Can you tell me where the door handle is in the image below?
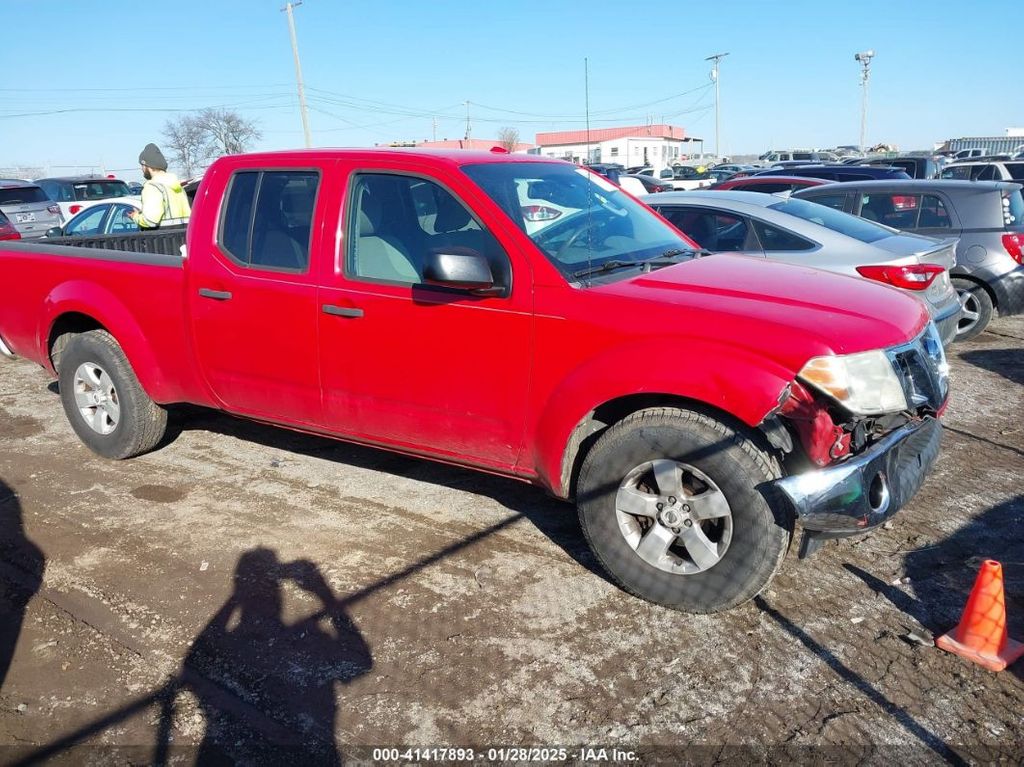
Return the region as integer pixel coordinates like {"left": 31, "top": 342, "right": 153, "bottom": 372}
{"left": 198, "top": 288, "right": 233, "bottom": 301}
{"left": 322, "top": 304, "right": 364, "bottom": 318}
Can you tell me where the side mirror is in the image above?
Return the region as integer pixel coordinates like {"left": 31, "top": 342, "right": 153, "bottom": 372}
{"left": 423, "top": 250, "right": 503, "bottom": 296}
{"left": 44, "top": 226, "right": 62, "bottom": 238}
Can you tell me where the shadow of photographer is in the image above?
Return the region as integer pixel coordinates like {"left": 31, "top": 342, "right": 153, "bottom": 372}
{"left": 154, "top": 547, "right": 372, "bottom": 765}
{"left": 0, "top": 478, "right": 45, "bottom": 692}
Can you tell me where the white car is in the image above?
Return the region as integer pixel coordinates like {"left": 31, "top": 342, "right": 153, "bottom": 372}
{"left": 44, "top": 200, "right": 141, "bottom": 238}
{"left": 34, "top": 176, "right": 140, "bottom": 222}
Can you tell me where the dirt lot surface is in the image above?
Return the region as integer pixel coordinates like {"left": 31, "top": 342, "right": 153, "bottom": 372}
{"left": 1, "top": 317, "right": 1022, "bottom": 765}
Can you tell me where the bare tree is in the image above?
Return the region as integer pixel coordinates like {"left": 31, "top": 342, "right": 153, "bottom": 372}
{"left": 196, "top": 108, "right": 262, "bottom": 158}
{"left": 161, "top": 115, "right": 210, "bottom": 179}
{"left": 497, "top": 127, "right": 520, "bottom": 153}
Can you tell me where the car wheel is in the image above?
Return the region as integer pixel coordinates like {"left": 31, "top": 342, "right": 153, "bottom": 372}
{"left": 952, "top": 277, "right": 994, "bottom": 341}
{"left": 58, "top": 330, "right": 167, "bottom": 459}
{"left": 576, "top": 407, "right": 791, "bottom": 613}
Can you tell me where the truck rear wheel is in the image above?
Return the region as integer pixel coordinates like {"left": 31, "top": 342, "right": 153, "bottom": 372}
{"left": 57, "top": 330, "right": 167, "bottom": 459}
{"left": 576, "top": 407, "right": 790, "bottom": 613}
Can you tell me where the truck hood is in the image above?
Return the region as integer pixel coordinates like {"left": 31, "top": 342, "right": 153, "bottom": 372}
{"left": 596, "top": 254, "right": 930, "bottom": 363}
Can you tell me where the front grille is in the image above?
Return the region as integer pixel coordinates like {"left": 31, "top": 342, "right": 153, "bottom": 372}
{"left": 888, "top": 322, "right": 949, "bottom": 412}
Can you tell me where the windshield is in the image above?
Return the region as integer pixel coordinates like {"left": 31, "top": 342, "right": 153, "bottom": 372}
{"left": 462, "top": 162, "right": 697, "bottom": 281}
{"left": 72, "top": 180, "right": 131, "bottom": 200}
{"left": 768, "top": 197, "right": 893, "bottom": 243}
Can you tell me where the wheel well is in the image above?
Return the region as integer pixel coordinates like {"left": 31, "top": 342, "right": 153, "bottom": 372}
{"left": 561, "top": 393, "right": 765, "bottom": 500}
{"left": 48, "top": 313, "right": 106, "bottom": 372}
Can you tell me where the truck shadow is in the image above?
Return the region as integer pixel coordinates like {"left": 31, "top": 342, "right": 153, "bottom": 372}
{"left": 844, "top": 494, "right": 1024, "bottom": 682}
{"left": 959, "top": 348, "right": 1024, "bottom": 387}
{"left": 0, "top": 478, "right": 45, "bottom": 692}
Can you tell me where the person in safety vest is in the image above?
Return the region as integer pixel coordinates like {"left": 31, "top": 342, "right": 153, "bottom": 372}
{"left": 127, "top": 143, "right": 191, "bottom": 229}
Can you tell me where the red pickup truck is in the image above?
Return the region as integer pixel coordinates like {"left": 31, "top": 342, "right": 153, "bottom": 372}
{"left": 0, "top": 149, "right": 948, "bottom": 613}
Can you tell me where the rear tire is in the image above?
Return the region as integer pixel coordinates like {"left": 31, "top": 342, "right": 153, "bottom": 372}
{"left": 576, "top": 407, "right": 790, "bottom": 613}
{"left": 58, "top": 330, "right": 167, "bottom": 459}
{"left": 952, "top": 277, "right": 993, "bottom": 341}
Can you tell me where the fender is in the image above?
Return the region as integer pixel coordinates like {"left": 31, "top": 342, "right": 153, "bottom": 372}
{"left": 530, "top": 334, "right": 797, "bottom": 497}
{"left": 39, "top": 280, "right": 178, "bottom": 402}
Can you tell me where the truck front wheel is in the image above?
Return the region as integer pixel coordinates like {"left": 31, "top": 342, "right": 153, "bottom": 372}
{"left": 57, "top": 330, "right": 167, "bottom": 459}
{"left": 576, "top": 407, "right": 791, "bottom": 613}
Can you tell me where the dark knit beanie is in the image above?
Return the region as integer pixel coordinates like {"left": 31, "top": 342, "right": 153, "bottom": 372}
{"left": 139, "top": 143, "right": 168, "bottom": 171}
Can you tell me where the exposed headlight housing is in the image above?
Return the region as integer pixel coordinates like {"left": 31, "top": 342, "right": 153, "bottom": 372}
{"left": 799, "top": 350, "right": 909, "bottom": 415}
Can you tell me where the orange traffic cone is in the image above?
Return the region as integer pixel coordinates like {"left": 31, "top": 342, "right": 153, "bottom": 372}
{"left": 936, "top": 560, "right": 1024, "bottom": 672}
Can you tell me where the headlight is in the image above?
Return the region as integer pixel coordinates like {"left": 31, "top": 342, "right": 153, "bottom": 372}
{"left": 799, "top": 350, "right": 909, "bottom": 415}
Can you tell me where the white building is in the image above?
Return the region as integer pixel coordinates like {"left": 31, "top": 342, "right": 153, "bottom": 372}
{"left": 533, "top": 124, "right": 702, "bottom": 168}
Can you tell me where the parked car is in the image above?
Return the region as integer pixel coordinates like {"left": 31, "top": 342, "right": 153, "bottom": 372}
{"left": 621, "top": 173, "right": 674, "bottom": 194}
{"left": 759, "top": 150, "right": 836, "bottom": 163}
{"left": 707, "top": 175, "right": 833, "bottom": 193}
{"left": 939, "top": 160, "right": 1024, "bottom": 183}
{"left": 712, "top": 164, "right": 759, "bottom": 175}
{"left": 856, "top": 156, "right": 941, "bottom": 179}
{"left": 645, "top": 191, "right": 961, "bottom": 346}
{"left": 659, "top": 165, "right": 715, "bottom": 190}
{"left": 43, "top": 201, "right": 141, "bottom": 239}
{"left": 0, "top": 149, "right": 948, "bottom": 613}
{"left": 0, "top": 210, "right": 21, "bottom": 241}
{"left": 0, "top": 182, "right": 63, "bottom": 239}
{"left": 34, "top": 176, "right": 136, "bottom": 222}
{"left": 755, "top": 164, "right": 912, "bottom": 182}
{"left": 793, "top": 180, "right": 1024, "bottom": 340}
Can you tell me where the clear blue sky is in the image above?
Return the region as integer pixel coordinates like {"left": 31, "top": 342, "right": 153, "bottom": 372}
{"left": 1, "top": 0, "right": 1018, "bottom": 179}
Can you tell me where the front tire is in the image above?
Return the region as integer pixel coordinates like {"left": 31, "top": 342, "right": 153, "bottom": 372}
{"left": 58, "top": 330, "right": 167, "bottom": 459}
{"left": 576, "top": 407, "right": 790, "bottom": 613}
{"left": 952, "top": 277, "right": 994, "bottom": 341}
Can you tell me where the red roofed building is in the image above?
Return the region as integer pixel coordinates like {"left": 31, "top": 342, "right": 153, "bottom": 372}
{"left": 534, "top": 123, "right": 702, "bottom": 169}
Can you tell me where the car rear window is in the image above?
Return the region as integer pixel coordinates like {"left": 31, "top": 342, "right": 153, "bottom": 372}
{"left": 768, "top": 197, "right": 892, "bottom": 243}
{"left": 71, "top": 180, "right": 131, "bottom": 200}
{"left": 0, "top": 186, "right": 50, "bottom": 205}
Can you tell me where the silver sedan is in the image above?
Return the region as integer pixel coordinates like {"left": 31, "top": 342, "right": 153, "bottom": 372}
{"left": 644, "top": 191, "right": 962, "bottom": 346}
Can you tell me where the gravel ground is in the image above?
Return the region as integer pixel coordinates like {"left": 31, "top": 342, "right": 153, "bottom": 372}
{"left": 0, "top": 316, "right": 1022, "bottom": 765}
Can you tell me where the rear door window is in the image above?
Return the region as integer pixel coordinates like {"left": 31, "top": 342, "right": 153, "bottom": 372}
{"left": 752, "top": 220, "right": 816, "bottom": 251}
{"left": 917, "top": 195, "right": 952, "bottom": 229}
{"left": 218, "top": 170, "right": 319, "bottom": 272}
{"left": 1006, "top": 163, "right": 1024, "bottom": 181}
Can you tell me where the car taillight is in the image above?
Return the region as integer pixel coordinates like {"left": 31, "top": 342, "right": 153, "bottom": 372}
{"left": 1002, "top": 233, "right": 1024, "bottom": 264}
{"left": 856, "top": 264, "right": 945, "bottom": 291}
{"left": 47, "top": 204, "right": 60, "bottom": 216}
{"left": 0, "top": 222, "right": 20, "bottom": 240}
{"left": 69, "top": 204, "right": 83, "bottom": 215}
{"left": 522, "top": 205, "right": 562, "bottom": 222}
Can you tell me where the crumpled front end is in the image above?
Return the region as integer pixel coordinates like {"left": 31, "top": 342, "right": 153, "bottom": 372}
{"left": 768, "top": 322, "right": 949, "bottom": 556}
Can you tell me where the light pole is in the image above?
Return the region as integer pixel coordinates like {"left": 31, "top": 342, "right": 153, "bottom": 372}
{"left": 705, "top": 52, "right": 729, "bottom": 160}
{"left": 282, "top": 1, "right": 312, "bottom": 148}
{"left": 854, "top": 49, "right": 874, "bottom": 152}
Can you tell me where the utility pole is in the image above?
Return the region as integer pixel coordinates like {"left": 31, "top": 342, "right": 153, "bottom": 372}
{"left": 705, "top": 52, "right": 729, "bottom": 159}
{"left": 432, "top": 116, "right": 438, "bottom": 142}
{"left": 282, "top": 1, "right": 312, "bottom": 148}
{"left": 854, "top": 50, "right": 875, "bottom": 152}
{"left": 464, "top": 101, "right": 472, "bottom": 144}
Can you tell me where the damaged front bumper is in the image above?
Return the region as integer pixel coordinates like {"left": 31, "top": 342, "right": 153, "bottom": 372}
{"left": 775, "top": 416, "right": 942, "bottom": 557}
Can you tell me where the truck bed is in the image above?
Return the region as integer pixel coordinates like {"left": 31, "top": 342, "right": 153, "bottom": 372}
{"left": 40, "top": 227, "right": 187, "bottom": 257}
